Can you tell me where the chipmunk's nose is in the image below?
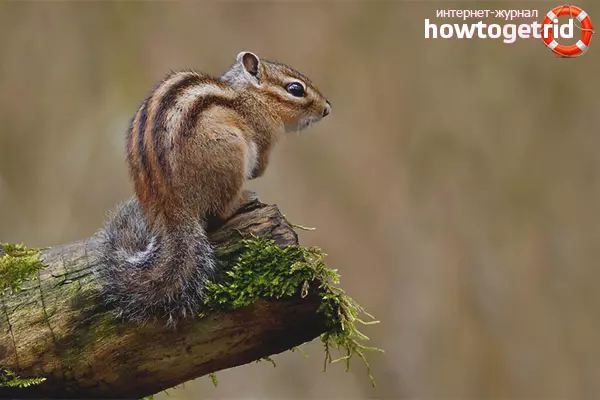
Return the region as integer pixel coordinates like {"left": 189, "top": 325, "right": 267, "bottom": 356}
{"left": 323, "top": 100, "right": 331, "bottom": 117}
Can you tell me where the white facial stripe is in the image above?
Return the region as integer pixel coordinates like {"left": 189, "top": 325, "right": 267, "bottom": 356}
{"left": 269, "top": 86, "right": 291, "bottom": 98}
{"left": 245, "top": 140, "right": 259, "bottom": 179}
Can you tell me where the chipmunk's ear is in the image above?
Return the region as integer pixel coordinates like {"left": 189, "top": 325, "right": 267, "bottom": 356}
{"left": 237, "top": 51, "right": 262, "bottom": 84}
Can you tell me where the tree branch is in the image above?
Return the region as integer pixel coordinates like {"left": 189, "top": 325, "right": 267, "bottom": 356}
{"left": 0, "top": 199, "right": 328, "bottom": 398}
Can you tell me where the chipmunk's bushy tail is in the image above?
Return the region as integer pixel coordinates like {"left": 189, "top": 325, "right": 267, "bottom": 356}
{"left": 94, "top": 198, "right": 215, "bottom": 327}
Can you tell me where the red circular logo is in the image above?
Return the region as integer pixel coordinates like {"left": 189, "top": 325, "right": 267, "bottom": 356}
{"left": 542, "top": 5, "right": 594, "bottom": 57}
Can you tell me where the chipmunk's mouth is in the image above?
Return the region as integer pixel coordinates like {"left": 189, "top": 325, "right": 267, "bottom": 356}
{"left": 284, "top": 115, "right": 323, "bottom": 134}
{"left": 300, "top": 119, "right": 312, "bottom": 130}
{"left": 300, "top": 115, "right": 321, "bottom": 130}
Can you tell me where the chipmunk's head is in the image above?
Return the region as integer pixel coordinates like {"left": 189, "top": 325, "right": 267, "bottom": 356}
{"left": 221, "top": 51, "right": 331, "bottom": 133}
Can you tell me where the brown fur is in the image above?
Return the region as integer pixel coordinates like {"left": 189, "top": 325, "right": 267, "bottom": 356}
{"left": 129, "top": 53, "right": 329, "bottom": 225}
{"left": 95, "top": 52, "right": 331, "bottom": 326}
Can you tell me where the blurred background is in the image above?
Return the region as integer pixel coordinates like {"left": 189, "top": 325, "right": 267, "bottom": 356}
{"left": 1, "top": 1, "right": 599, "bottom": 399}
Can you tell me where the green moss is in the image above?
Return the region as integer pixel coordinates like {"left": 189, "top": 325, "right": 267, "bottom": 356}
{"left": 204, "top": 235, "right": 383, "bottom": 386}
{"left": 0, "top": 245, "right": 48, "bottom": 391}
{"left": 2, "top": 237, "right": 381, "bottom": 396}
{"left": 0, "top": 243, "right": 46, "bottom": 295}
{"left": 0, "top": 369, "right": 46, "bottom": 388}
{"left": 208, "top": 372, "right": 218, "bottom": 387}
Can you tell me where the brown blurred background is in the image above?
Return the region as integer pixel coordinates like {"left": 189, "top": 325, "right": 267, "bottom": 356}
{"left": 1, "top": 1, "right": 599, "bottom": 399}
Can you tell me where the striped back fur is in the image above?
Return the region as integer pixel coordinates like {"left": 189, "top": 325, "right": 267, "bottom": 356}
{"left": 96, "top": 51, "right": 330, "bottom": 327}
{"left": 125, "top": 72, "right": 234, "bottom": 225}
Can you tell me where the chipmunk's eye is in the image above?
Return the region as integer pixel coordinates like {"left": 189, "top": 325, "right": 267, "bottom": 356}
{"left": 286, "top": 82, "right": 305, "bottom": 97}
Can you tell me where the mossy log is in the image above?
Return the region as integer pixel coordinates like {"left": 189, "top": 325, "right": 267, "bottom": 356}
{"left": 0, "top": 199, "right": 328, "bottom": 398}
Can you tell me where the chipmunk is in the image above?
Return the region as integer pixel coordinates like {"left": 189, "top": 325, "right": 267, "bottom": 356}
{"left": 94, "top": 51, "right": 331, "bottom": 326}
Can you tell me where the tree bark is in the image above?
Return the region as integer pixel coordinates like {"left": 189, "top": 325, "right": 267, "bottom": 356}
{"left": 0, "top": 199, "right": 328, "bottom": 398}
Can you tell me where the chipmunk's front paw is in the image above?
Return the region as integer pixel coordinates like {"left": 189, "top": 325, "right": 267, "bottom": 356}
{"left": 235, "top": 190, "right": 262, "bottom": 214}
